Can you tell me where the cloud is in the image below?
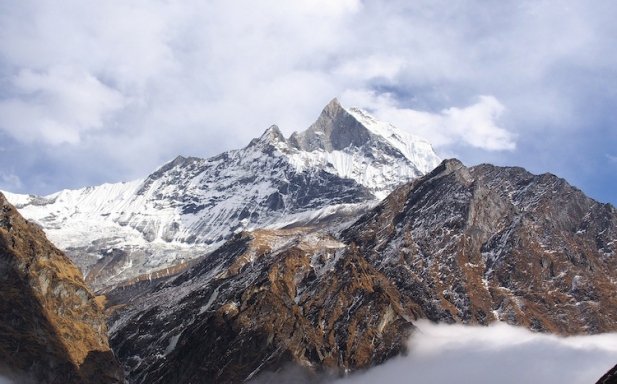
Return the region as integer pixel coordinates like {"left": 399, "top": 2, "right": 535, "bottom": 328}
{"left": 607, "top": 154, "right": 617, "bottom": 163}
{"left": 0, "top": 172, "right": 23, "bottom": 191}
{"left": 342, "top": 91, "right": 515, "bottom": 151}
{"left": 332, "top": 321, "right": 617, "bottom": 384}
{"left": 0, "top": 66, "right": 126, "bottom": 145}
{"left": 0, "top": 0, "right": 615, "bottom": 203}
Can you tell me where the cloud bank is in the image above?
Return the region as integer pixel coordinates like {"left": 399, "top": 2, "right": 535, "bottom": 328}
{"left": 333, "top": 321, "right": 617, "bottom": 384}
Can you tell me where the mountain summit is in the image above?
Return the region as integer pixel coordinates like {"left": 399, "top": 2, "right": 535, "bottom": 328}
{"left": 4, "top": 99, "right": 440, "bottom": 289}
{"left": 289, "top": 98, "right": 373, "bottom": 151}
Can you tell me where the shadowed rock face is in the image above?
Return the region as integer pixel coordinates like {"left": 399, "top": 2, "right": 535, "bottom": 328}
{"left": 596, "top": 363, "right": 617, "bottom": 384}
{"left": 288, "top": 98, "right": 373, "bottom": 152}
{"left": 109, "top": 229, "right": 416, "bottom": 384}
{"left": 343, "top": 159, "right": 617, "bottom": 333}
{"left": 0, "top": 193, "right": 123, "bottom": 383}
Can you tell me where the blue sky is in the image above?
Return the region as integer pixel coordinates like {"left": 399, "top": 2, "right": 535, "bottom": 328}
{"left": 0, "top": 0, "right": 615, "bottom": 205}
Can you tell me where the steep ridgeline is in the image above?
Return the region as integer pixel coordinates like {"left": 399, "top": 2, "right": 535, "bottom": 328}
{"left": 108, "top": 228, "right": 418, "bottom": 384}
{"left": 5, "top": 99, "right": 439, "bottom": 289}
{"left": 0, "top": 193, "right": 123, "bottom": 384}
{"left": 107, "top": 160, "right": 616, "bottom": 383}
{"left": 343, "top": 159, "right": 617, "bottom": 333}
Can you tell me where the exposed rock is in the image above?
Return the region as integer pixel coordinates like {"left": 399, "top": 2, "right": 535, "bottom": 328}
{"left": 109, "top": 228, "right": 416, "bottom": 383}
{"left": 342, "top": 159, "right": 617, "bottom": 333}
{"left": 106, "top": 159, "right": 617, "bottom": 383}
{"left": 0, "top": 193, "right": 123, "bottom": 383}
{"left": 288, "top": 98, "right": 372, "bottom": 152}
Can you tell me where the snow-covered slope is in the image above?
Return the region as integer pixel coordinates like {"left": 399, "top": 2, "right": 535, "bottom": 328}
{"left": 4, "top": 98, "right": 440, "bottom": 289}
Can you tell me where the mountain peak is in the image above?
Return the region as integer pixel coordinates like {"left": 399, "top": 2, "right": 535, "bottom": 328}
{"left": 247, "top": 124, "right": 287, "bottom": 149}
{"left": 323, "top": 97, "right": 343, "bottom": 115}
{"left": 288, "top": 98, "right": 372, "bottom": 152}
{"left": 259, "top": 124, "right": 286, "bottom": 143}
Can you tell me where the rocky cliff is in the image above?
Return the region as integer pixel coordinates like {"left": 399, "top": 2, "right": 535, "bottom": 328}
{"left": 0, "top": 193, "right": 123, "bottom": 383}
{"left": 343, "top": 159, "right": 617, "bottom": 333}
{"left": 597, "top": 363, "right": 617, "bottom": 384}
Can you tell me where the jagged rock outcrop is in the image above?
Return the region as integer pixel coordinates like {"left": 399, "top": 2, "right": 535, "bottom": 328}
{"left": 0, "top": 193, "right": 123, "bottom": 383}
{"left": 108, "top": 228, "right": 417, "bottom": 384}
{"left": 343, "top": 159, "right": 617, "bottom": 333}
{"left": 5, "top": 99, "right": 439, "bottom": 289}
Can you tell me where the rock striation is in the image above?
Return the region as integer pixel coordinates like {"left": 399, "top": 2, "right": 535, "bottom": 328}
{"left": 0, "top": 192, "right": 123, "bottom": 383}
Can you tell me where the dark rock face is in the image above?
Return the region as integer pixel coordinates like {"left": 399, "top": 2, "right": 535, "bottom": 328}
{"left": 289, "top": 98, "right": 373, "bottom": 152}
{"left": 0, "top": 193, "right": 123, "bottom": 383}
{"left": 109, "top": 229, "right": 416, "bottom": 384}
{"left": 597, "top": 363, "right": 617, "bottom": 384}
{"left": 343, "top": 159, "right": 617, "bottom": 333}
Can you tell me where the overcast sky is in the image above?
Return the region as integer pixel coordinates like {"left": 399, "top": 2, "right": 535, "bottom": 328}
{"left": 0, "top": 1, "right": 615, "bottom": 204}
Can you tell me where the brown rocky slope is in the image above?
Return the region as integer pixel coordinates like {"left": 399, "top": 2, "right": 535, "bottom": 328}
{"left": 109, "top": 228, "right": 417, "bottom": 383}
{"left": 0, "top": 192, "right": 123, "bottom": 383}
{"left": 108, "top": 159, "right": 617, "bottom": 383}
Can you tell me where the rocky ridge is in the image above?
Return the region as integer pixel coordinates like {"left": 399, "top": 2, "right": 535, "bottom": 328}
{"left": 108, "top": 228, "right": 416, "bottom": 384}
{"left": 343, "top": 159, "right": 617, "bottom": 333}
{"left": 0, "top": 192, "right": 123, "bottom": 383}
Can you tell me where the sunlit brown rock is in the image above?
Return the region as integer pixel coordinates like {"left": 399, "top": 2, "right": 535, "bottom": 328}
{"left": 0, "top": 193, "right": 123, "bottom": 383}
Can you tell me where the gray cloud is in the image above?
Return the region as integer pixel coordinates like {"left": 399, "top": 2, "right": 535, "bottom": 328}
{"left": 0, "top": 0, "right": 615, "bottom": 203}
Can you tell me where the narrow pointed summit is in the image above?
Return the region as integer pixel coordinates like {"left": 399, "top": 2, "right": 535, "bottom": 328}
{"left": 289, "top": 98, "right": 371, "bottom": 151}
{"left": 258, "top": 125, "right": 286, "bottom": 144}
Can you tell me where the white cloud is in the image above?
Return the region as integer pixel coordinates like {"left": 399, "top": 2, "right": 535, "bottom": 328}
{"left": 342, "top": 90, "right": 515, "bottom": 151}
{"left": 0, "top": 172, "right": 23, "bottom": 191}
{"left": 0, "top": 66, "right": 126, "bottom": 145}
{"left": 332, "top": 321, "right": 617, "bottom": 384}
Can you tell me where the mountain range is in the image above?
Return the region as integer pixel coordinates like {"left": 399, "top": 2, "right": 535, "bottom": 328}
{"left": 1, "top": 99, "right": 616, "bottom": 383}
{"left": 3, "top": 99, "right": 439, "bottom": 290}
{"left": 106, "top": 158, "right": 617, "bottom": 383}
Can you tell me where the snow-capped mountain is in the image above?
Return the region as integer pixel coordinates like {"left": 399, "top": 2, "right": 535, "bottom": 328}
{"left": 5, "top": 98, "right": 440, "bottom": 289}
